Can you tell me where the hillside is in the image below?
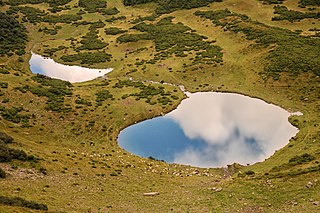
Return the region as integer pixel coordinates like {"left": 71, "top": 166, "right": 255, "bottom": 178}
{"left": 0, "top": 0, "right": 319, "bottom": 212}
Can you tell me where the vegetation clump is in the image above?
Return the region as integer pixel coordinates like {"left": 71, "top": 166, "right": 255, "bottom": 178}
{"left": 272, "top": 5, "right": 320, "bottom": 22}
{"left": 117, "top": 17, "right": 223, "bottom": 65}
{"left": 195, "top": 9, "right": 320, "bottom": 77}
{"left": 95, "top": 90, "right": 113, "bottom": 106}
{"left": 259, "top": 0, "right": 284, "bottom": 4}
{"left": 0, "top": 196, "right": 48, "bottom": 210}
{"left": 16, "top": 74, "right": 73, "bottom": 112}
{"left": 0, "top": 12, "right": 27, "bottom": 56}
{"left": 105, "top": 27, "right": 127, "bottom": 35}
{"left": 61, "top": 52, "right": 112, "bottom": 65}
{"left": 77, "top": 22, "right": 107, "bottom": 50}
{"left": 298, "top": 0, "right": 320, "bottom": 7}
{"left": 78, "top": 0, "right": 107, "bottom": 13}
{"left": 123, "top": 0, "right": 222, "bottom": 14}
{"left": 0, "top": 131, "right": 36, "bottom": 162}
{"left": 99, "top": 7, "right": 120, "bottom": 15}
{"left": 289, "top": 153, "right": 315, "bottom": 165}
{"left": 0, "top": 106, "right": 30, "bottom": 125}
{"left": 0, "top": 168, "right": 6, "bottom": 178}
{"left": 113, "top": 80, "right": 175, "bottom": 105}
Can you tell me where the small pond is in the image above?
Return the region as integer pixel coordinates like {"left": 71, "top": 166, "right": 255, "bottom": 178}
{"left": 118, "top": 92, "right": 299, "bottom": 168}
{"left": 29, "top": 53, "right": 113, "bottom": 83}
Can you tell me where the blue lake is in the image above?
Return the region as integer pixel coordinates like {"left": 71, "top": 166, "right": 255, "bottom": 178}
{"left": 118, "top": 92, "right": 299, "bottom": 168}
{"left": 29, "top": 53, "right": 113, "bottom": 83}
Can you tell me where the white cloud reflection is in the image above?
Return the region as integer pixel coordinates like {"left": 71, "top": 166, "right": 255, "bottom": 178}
{"left": 167, "top": 92, "right": 298, "bottom": 167}
{"left": 29, "top": 53, "right": 113, "bottom": 83}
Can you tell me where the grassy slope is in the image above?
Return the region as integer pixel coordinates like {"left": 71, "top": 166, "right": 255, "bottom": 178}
{"left": 0, "top": 0, "right": 319, "bottom": 212}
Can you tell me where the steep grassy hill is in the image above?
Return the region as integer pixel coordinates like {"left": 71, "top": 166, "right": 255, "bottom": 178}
{"left": 0, "top": 0, "right": 319, "bottom": 212}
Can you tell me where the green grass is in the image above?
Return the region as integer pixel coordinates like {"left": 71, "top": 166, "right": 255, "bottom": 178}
{"left": 0, "top": 0, "right": 319, "bottom": 212}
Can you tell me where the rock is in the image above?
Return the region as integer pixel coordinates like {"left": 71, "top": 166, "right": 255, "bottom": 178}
{"left": 215, "top": 187, "right": 223, "bottom": 192}
{"left": 143, "top": 192, "right": 159, "bottom": 196}
{"left": 312, "top": 201, "right": 319, "bottom": 206}
{"left": 306, "top": 181, "right": 313, "bottom": 188}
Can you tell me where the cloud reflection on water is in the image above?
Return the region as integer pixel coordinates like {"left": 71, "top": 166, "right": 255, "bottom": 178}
{"left": 167, "top": 92, "right": 298, "bottom": 167}
{"left": 29, "top": 53, "right": 113, "bottom": 83}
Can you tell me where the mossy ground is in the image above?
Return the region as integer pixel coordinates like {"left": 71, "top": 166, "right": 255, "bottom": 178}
{"left": 0, "top": 0, "right": 319, "bottom": 212}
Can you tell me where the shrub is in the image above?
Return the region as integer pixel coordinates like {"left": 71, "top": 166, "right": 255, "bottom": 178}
{"left": 289, "top": 153, "right": 315, "bottom": 165}
{"left": 0, "top": 168, "right": 6, "bottom": 178}
{"left": 117, "top": 17, "right": 223, "bottom": 65}
{"left": 105, "top": 27, "right": 127, "bottom": 35}
{"left": 0, "top": 12, "right": 27, "bottom": 56}
{"left": 99, "top": 7, "right": 120, "bottom": 15}
{"left": 79, "top": 0, "right": 107, "bottom": 13}
{"left": 0, "top": 196, "right": 48, "bottom": 210}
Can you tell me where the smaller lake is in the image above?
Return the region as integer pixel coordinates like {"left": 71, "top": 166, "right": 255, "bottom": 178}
{"left": 29, "top": 53, "right": 113, "bottom": 83}
{"left": 118, "top": 92, "right": 299, "bottom": 168}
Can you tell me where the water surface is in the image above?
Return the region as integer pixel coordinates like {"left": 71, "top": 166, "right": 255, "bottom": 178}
{"left": 29, "top": 53, "right": 113, "bottom": 83}
{"left": 119, "top": 92, "right": 299, "bottom": 168}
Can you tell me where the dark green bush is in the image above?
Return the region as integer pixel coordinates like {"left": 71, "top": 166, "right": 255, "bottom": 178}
{"left": 259, "top": 0, "right": 284, "bottom": 4}
{"left": 15, "top": 74, "right": 72, "bottom": 112}
{"left": 0, "top": 106, "right": 30, "bottom": 124}
{"left": 0, "top": 82, "right": 8, "bottom": 88}
{"left": 117, "top": 17, "right": 223, "bottom": 64}
{"left": 289, "top": 153, "right": 315, "bottom": 165}
{"left": 105, "top": 27, "right": 127, "bottom": 35}
{"left": 0, "top": 12, "right": 27, "bottom": 56}
{"left": 0, "top": 132, "right": 14, "bottom": 144}
{"left": 95, "top": 90, "right": 113, "bottom": 106}
{"left": 272, "top": 5, "right": 320, "bottom": 22}
{"left": 299, "top": 0, "right": 320, "bottom": 7}
{"left": 0, "top": 196, "right": 48, "bottom": 210}
{"left": 77, "top": 27, "right": 107, "bottom": 50}
{"left": 99, "top": 7, "right": 120, "bottom": 15}
{"left": 0, "top": 168, "right": 6, "bottom": 178}
{"left": 79, "top": 0, "right": 107, "bottom": 12}
{"left": 195, "top": 9, "right": 320, "bottom": 77}
{"left": 123, "top": 0, "right": 222, "bottom": 14}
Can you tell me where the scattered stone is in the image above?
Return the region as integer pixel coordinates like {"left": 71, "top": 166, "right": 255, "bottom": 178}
{"left": 312, "top": 201, "right": 319, "bottom": 206}
{"left": 143, "top": 192, "right": 160, "bottom": 196}
{"left": 215, "top": 187, "right": 223, "bottom": 192}
{"left": 306, "top": 181, "right": 314, "bottom": 188}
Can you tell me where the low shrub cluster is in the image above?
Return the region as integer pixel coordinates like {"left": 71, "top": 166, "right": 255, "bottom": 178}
{"left": 195, "top": 9, "right": 320, "bottom": 77}
{"left": 7, "top": 6, "right": 82, "bottom": 24}
{"left": 78, "top": 0, "right": 107, "bottom": 13}
{"left": 259, "top": 0, "right": 284, "bottom": 4}
{"left": 272, "top": 5, "right": 320, "bottom": 22}
{"left": 289, "top": 153, "right": 315, "bottom": 165}
{"left": 0, "top": 131, "right": 37, "bottom": 162}
{"left": 105, "top": 15, "right": 126, "bottom": 22}
{"left": 0, "top": 12, "right": 27, "bottom": 56}
{"left": 0, "top": 196, "right": 48, "bottom": 210}
{"left": 38, "top": 25, "right": 62, "bottom": 35}
{"left": 43, "top": 45, "right": 66, "bottom": 57}
{"left": 113, "top": 80, "right": 175, "bottom": 106}
{"left": 16, "top": 74, "right": 72, "bottom": 112}
{"left": 298, "top": 0, "right": 320, "bottom": 7}
{"left": 123, "top": 0, "right": 222, "bottom": 14}
{"left": 99, "top": 7, "right": 120, "bottom": 15}
{"left": 7, "top": 0, "right": 71, "bottom": 7}
{"left": 77, "top": 21, "right": 107, "bottom": 50}
{"left": 105, "top": 27, "right": 127, "bottom": 35}
{"left": 117, "top": 17, "right": 223, "bottom": 65}
{"left": 0, "top": 106, "right": 30, "bottom": 125}
{"left": 0, "top": 168, "right": 5, "bottom": 178}
{"left": 95, "top": 90, "right": 113, "bottom": 106}
{"left": 61, "top": 51, "right": 112, "bottom": 65}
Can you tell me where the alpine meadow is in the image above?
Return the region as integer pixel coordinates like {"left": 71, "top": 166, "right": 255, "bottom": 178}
{"left": 0, "top": 0, "right": 319, "bottom": 212}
